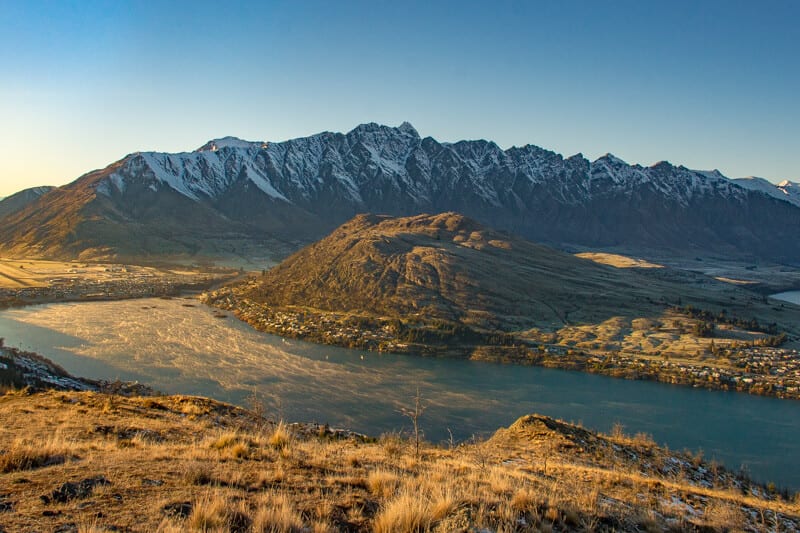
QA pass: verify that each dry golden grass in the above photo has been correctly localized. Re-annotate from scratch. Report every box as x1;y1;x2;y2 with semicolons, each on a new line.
575;252;664;269
267;421;292;450
372;483;460;533
251;493;304;533
366;468;399;498
0;390;797;532
0;258;217;290
187;491;235;531
0;435;74;472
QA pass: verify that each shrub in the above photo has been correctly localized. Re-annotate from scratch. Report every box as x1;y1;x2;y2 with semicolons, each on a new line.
252;493;305;533
367;469;399;498
267;422;291;450
0;440;69;473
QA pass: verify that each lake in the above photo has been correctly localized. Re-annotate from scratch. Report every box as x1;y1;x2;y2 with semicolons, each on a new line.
1;297;798;489
772;290;800;306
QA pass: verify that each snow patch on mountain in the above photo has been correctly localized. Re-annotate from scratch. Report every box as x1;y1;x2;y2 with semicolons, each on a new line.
734;177;800;207
196;136;266;152
91;122;794;215
244;166;289;202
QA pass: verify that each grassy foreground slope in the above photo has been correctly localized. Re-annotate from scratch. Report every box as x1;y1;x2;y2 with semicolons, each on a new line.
0;389;797;532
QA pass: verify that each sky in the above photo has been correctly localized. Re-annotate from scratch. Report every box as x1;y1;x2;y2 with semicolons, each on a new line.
1;0;798;196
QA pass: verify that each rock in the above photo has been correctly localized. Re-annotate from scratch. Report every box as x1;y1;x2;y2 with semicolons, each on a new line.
161;501;192;519
44;476;110;504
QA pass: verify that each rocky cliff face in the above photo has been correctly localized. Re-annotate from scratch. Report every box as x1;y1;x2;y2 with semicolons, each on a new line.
1;122;798;262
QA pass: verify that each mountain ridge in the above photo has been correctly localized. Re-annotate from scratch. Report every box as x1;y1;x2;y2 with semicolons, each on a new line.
0;185;55;221
2;122;799;263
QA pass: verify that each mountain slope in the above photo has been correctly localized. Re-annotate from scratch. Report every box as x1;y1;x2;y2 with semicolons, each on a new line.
0;161;308;260
220;212;778;333
0;186;54;220
2;122;799;263
733;176;800;208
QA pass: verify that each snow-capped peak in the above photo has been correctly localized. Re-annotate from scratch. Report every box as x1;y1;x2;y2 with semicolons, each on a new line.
196;136;266;152
90;122;800;216
733;177;800;207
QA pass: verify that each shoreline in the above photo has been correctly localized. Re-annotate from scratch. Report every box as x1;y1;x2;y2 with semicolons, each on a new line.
0;269;237;310
202;291;800;401
2;313;799;492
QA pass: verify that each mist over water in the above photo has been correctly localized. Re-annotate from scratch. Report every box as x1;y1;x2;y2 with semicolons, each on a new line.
1;297;799;489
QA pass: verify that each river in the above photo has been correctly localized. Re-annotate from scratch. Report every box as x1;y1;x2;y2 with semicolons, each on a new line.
0;297;798;489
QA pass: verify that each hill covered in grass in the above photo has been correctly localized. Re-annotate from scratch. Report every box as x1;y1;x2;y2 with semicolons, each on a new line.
216;212;785;332
1;388;797;532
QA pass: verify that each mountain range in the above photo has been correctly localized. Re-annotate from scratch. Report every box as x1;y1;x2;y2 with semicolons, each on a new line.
1;122;798;263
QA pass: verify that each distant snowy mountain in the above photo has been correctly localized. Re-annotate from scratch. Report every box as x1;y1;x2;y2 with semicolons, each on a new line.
733;177;800;208
1;122;799;263
94;124;751;209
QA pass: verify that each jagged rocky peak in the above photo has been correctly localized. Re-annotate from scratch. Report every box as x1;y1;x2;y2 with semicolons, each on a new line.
397;121;420;137
346;121;420;139
4;121;800;263
196;136;266;152
595;153;628;166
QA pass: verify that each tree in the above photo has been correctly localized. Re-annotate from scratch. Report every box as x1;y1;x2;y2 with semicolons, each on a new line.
693;321;715;338
400;387;426;459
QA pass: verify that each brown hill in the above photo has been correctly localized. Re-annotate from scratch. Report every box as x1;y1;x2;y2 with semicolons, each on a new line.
233;212;777;332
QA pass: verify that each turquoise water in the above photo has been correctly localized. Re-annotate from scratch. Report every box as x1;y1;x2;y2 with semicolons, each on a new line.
1;297;798;489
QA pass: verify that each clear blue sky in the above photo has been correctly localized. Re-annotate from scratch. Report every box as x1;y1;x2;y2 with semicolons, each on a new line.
1;0;798;196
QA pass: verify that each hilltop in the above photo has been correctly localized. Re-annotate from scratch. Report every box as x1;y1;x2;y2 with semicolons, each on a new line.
212;212;786;331
0;388;797;532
